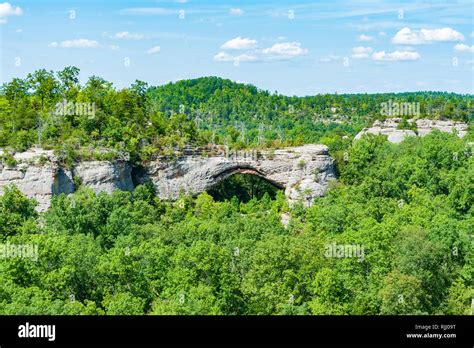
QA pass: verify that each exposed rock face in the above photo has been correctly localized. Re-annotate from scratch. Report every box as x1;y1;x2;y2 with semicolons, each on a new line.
415;119;468;137
0;144;336;211
355;118;468;143
138;144;336;207
0;149;133;212
74;161;134;194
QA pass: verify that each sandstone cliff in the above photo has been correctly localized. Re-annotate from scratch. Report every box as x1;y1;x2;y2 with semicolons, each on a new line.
355;118;468;143
0;145;336;211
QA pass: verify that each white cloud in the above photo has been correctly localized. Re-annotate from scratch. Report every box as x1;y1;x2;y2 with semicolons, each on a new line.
48;39;100;49
109;45;120;51
229;8;243;16
351;46;373;58
147;45;161;54
221;36;257;50
372;50;420;61
392;27;464;45
263;42;308;58
113;31;144;40
213;51;257;63
358;34;374;42
378;31;387;36
454;43;474;53
236;53;257;62
213;51;233;62
0;2;22;17
0;2;22;23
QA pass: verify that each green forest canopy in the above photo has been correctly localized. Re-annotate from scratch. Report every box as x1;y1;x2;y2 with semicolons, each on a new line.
0;68;472;315
0;67;472;165
0;131;472;315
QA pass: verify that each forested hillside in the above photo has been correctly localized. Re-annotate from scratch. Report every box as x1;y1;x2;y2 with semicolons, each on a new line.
0;68;472;315
0;68;472;164
0;131;472;315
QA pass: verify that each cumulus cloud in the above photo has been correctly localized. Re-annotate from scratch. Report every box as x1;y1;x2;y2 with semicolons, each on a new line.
216;39;307;62
351;46;373;58
0;2;22;23
235;53;257;62
48;39;100;49
229;8;243;16
147;45;161;54
454;43;474;53
113;31;144;40
213;51;256;63
358;34;374;42
263;42;308;58
392;27;464;45
221;37;257;50
372;50;420;61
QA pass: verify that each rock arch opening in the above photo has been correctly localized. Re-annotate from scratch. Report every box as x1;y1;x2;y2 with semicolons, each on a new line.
207;169;283;203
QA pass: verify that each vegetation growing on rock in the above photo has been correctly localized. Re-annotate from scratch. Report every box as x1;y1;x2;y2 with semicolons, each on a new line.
0;131;472;315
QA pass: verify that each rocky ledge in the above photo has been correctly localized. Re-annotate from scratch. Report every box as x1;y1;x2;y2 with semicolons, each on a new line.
0;145;336;211
355;118;469;143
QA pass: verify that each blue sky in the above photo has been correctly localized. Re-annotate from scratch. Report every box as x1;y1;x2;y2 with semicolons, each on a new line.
0;0;473;95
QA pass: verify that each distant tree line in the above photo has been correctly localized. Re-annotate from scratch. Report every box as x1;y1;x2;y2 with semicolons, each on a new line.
0;68;472;164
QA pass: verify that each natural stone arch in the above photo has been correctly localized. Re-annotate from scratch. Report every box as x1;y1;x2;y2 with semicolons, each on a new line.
0;144;336;211
210;166;286;191
137;144;336;206
206;166;286;202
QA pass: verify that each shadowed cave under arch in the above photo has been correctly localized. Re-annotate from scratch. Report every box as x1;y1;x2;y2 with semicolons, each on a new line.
207;170;283;203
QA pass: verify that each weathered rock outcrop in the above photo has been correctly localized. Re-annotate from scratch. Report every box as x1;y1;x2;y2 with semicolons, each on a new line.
0;145;336;211
0;149;133;211
74;161;134;193
355;118;468;143
137;144;336;207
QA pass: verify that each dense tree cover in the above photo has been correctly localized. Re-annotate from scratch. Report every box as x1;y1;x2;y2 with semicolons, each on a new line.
0;131;472;315
208;173;281;203
1;68;472;164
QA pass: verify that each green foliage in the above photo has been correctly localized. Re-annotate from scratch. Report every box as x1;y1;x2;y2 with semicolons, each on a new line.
1;151;17;167
0;70;472;315
1;69;472;163
396;118;418;131
208;173;281;202
0;185;37;240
